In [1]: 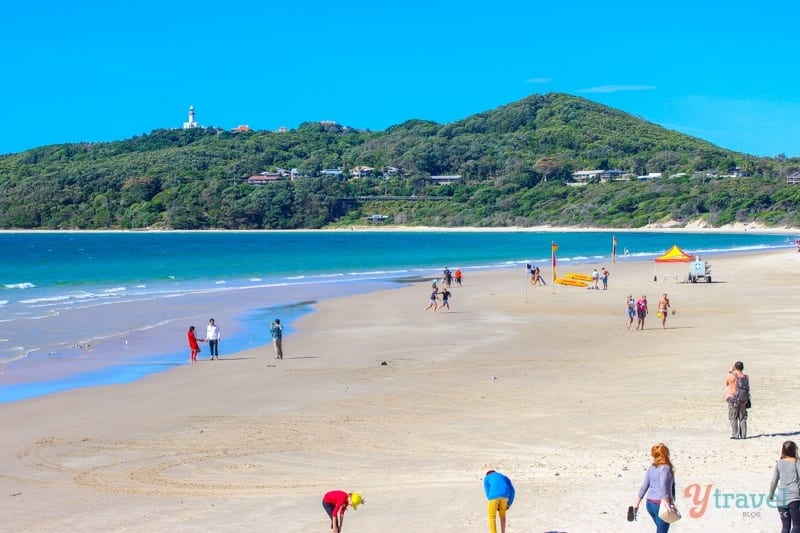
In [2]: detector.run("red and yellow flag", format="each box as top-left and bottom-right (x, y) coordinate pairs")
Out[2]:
(551, 241), (558, 282)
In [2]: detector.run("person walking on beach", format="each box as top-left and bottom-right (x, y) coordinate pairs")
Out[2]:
(440, 287), (452, 311)
(270, 318), (283, 360)
(636, 295), (648, 330)
(726, 361), (750, 439)
(601, 267), (609, 290)
(531, 266), (543, 287)
(626, 294), (637, 331)
(322, 490), (363, 533)
(455, 268), (462, 286)
(658, 293), (671, 329)
(425, 287), (439, 312)
(769, 440), (800, 533)
(633, 442), (677, 533)
(592, 268), (600, 289)
(484, 469), (515, 533)
(206, 318), (221, 360)
(187, 326), (203, 363)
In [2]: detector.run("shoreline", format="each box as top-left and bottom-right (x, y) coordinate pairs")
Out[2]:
(0, 224), (797, 234)
(0, 279), (402, 403)
(1, 243), (795, 404)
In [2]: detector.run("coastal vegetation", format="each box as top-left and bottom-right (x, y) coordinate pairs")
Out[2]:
(0, 92), (798, 229)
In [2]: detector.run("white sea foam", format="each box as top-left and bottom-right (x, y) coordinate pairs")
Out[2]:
(103, 287), (127, 294)
(20, 295), (72, 305)
(349, 269), (408, 276)
(20, 291), (96, 306)
(4, 282), (36, 289)
(26, 312), (61, 320)
(0, 300), (8, 306)
(0, 346), (37, 365)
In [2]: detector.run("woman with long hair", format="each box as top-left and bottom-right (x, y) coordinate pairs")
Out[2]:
(769, 440), (800, 533)
(633, 443), (676, 532)
(187, 326), (202, 363)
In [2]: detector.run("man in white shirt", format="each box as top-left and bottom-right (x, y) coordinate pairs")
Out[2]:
(206, 318), (221, 360)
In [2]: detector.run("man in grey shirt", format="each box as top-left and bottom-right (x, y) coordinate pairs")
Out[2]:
(270, 318), (283, 360)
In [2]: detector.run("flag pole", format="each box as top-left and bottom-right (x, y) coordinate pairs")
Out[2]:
(524, 263), (529, 303)
(612, 235), (617, 265)
(551, 241), (558, 295)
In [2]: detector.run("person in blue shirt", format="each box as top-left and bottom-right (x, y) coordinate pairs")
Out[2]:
(484, 470), (515, 533)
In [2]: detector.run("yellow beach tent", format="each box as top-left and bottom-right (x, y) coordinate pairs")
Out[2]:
(653, 244), (693, 281)
(654, 245), (693, 263)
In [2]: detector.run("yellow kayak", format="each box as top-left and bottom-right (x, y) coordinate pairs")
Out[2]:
(555, 277), (589, 288)
(564, 273), (593, 282)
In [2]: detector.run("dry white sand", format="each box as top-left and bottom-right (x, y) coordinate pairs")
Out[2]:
(2, 249), (800, 532)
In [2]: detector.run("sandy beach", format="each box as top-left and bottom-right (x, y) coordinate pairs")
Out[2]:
(2, 248), (800, 532)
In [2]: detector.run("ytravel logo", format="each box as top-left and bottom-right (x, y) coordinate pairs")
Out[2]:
(684, 483), (786, 519)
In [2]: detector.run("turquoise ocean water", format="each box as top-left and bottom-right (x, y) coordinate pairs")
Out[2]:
(0, 230), (794, 403)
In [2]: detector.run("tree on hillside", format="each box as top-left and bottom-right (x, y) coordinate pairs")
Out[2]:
(533, 156), (562, 182)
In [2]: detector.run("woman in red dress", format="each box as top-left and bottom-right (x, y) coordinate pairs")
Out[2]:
(187, 326), (203, 362)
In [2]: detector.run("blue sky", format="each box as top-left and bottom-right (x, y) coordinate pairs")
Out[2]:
(2, 1), (798, 157)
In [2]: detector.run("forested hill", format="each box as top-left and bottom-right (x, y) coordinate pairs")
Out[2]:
(0, 92), (798, 229)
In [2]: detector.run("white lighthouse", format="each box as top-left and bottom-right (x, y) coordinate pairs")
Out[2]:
(182, 105), (199, 129)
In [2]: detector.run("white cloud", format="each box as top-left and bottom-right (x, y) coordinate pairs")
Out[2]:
(578, 84), (656, 94)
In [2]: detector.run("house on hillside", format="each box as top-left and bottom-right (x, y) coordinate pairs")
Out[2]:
(787, 171), (800, 185)
(350, 166), (374, 179)
(721, 167), (748, 178)
(636, 172), (662, 181)
(429, 175), (461, 185)
(247, 170), (290, 185)
(572, 169), (625, 183)
(320, 168), (344, 178)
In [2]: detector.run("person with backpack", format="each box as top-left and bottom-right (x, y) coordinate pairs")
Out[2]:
(725, 361), (750, 439)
